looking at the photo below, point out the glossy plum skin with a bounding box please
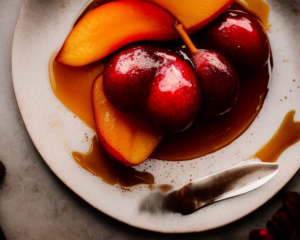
[103,45,201,133]
[103,45,159,112]
[193,49,239,116]
[147,50,201,132]
[194,10,270,74]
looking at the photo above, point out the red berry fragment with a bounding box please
[249,192,300,240]
[249,229,274,240]
[267,208,295,239]
[284,192,300,222]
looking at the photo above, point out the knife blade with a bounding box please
[164,158,278,215]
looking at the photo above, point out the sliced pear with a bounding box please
[56,0,176,66]
[92,75,165,166]
[146,0,235,32]
[56,0,235,66]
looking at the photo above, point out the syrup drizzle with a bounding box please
[49,53,103,130]
[70,110,300,187]
[152,62,270,160]
[49,54,270,161]
[50,54,156,187]
[73,135,155,187]
[253,111,300,162]
[48,0,291,188]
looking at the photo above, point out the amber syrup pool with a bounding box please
[49,0,299,187]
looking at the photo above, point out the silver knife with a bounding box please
[164,158,279,215]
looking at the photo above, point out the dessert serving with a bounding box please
[13,0,300,233]
[51,0,272,175]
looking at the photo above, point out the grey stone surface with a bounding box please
[0,0,299,239]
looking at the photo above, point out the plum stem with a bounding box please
[173,21,198,54]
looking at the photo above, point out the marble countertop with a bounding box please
[0,1,299,239]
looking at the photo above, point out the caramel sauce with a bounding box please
[153,63,270,160]
[73,136,155,187]
[48,0,291,188]
[50,54,155,187]
[49,54,270,161]
[49,53,103,130]
[49,53,270,187]
[253,111,300,162]
[158,184,174,193]
[149,184,174,193]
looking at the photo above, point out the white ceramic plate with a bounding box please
[12,0,300,233]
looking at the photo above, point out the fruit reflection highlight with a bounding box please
[195,10,270,74]
[103,45,158,112]
[103,44,201,133]
[51,1,274,170]
[174,21,239,116]
[92,74,164,166]
[146,49,201,132]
